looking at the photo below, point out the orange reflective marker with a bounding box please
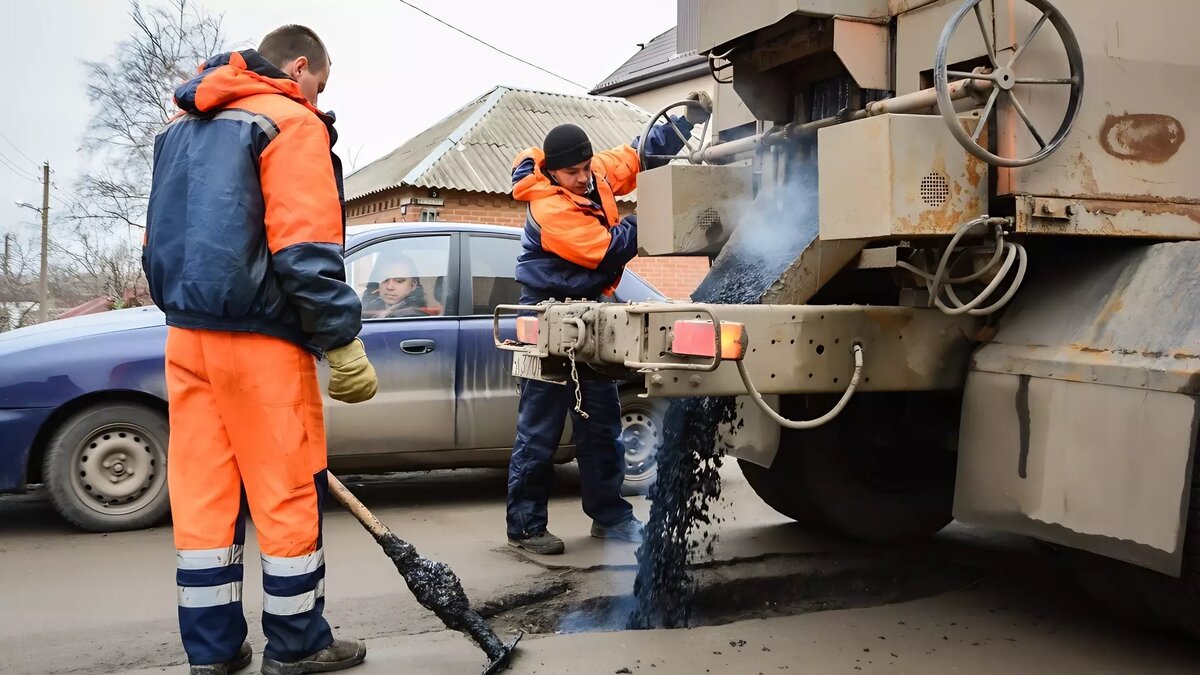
[516,316,540,344]
[670,319,748,360]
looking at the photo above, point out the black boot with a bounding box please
[508,530,566,555]
[190,641,252,674]
[260,638,367,675]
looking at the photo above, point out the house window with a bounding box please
[419,209,438,222]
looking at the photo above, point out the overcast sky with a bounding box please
[0,0,676,241]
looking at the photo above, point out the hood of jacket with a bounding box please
[172,49,331,124]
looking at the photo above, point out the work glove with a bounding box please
[685,91,713,125]
[325,338,379,403]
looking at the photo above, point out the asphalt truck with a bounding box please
[498,0,1200,636]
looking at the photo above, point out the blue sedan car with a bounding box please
[0,223,668,532]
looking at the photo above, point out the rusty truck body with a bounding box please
[499,0,1200,635]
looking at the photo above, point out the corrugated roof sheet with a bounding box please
[591,27,706,94]
[344,86,651,202]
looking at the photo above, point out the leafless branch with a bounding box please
[75,0,225,235]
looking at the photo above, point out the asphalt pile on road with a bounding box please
[629,166,822,629]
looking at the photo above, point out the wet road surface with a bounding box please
[2,464,1198,674]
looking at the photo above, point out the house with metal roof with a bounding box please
[344,85,651,227]
[589,27,712,121]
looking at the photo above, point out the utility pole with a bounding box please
[2,232,10,278]
[38,162,50,323]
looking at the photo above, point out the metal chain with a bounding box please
[565,345,589,419]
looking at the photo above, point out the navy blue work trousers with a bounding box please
[506,377,633,539]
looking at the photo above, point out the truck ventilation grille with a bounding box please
[920,172,951,207]
[696,207,721,231]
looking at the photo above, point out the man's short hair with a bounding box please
[258,25,330,72]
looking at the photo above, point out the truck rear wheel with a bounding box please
[740,392,958,543]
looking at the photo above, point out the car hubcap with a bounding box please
[70,423,166,516]
[620,408,661,479]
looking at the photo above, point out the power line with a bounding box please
[393,0,589,91]
[49,192,75,210]
[0,130,38,167]
[0,153,39,183]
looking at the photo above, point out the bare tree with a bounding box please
[1,233,45,331]
[74,0,226,233]
[34,0,226,323]
[51,227,146,306]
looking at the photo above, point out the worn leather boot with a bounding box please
[190,641,252,674]
[507,530,566,555]
[260,638,367,675]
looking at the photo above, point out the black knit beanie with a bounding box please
[542,124,593,171]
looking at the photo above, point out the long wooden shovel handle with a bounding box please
[326,473,390,539]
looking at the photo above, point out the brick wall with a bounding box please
[627,255,709,300]
[346,187,709,299]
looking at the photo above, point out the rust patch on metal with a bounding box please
[973,324,999,344]
[895,154,984,236]
[1087,199,1200,227]
[1020,197,1200,237]
[862,308,914,330]
[1100,114,1186,164]
[1069,344,1197,362]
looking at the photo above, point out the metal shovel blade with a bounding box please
[482,632,523,675]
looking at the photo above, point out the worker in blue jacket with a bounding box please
[506,92,712,555]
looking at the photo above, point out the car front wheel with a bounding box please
[43,402,170,532]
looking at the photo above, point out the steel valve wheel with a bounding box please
[637,99,711,169]
[934,0,1085,167]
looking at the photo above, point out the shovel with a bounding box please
[326,474,522,674]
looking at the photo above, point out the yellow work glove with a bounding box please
[325,338,378,403]
[685,91,712,125]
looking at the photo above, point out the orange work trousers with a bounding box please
[166,327,332,665]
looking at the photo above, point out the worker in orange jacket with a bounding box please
[143,25,376,675]
[506,93,711,555]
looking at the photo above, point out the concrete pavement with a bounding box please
[3,464,1199,674]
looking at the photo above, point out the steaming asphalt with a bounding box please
[2,464,1199,674]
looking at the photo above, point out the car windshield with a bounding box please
[615,270,664,302]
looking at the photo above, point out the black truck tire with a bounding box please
[740,392,958,543]
[43,402,171,532]
[738,453,825,527]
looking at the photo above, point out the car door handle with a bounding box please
[400,339,436,355]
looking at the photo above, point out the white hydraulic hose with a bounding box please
[896,216,1027,317]
[942,242,1029,316]
[933,241,1018,315]
[738,344,864,430]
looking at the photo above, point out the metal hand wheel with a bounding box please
[637,99,712,169]
[934,0,1085,167]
